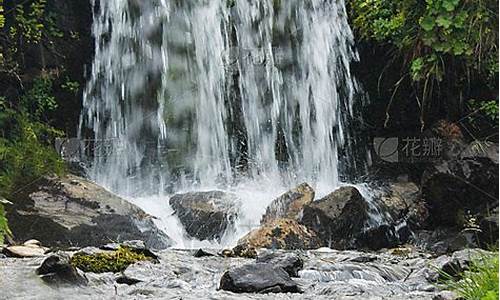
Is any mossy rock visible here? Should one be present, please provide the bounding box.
[70,247,151,273]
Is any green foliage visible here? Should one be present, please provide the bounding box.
[70,247,151,273]
[20,75,57,120]
[61,77,80,95]
[0,83,65,196]
[468,100,499,122]
[350,0,498,126]
[443,252,499,300]
[0,1,5,29]
[0,202,10,244]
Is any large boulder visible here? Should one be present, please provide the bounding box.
[235,218,321,253]
[300,186,370,249]
[6,175,171,249]
[219,263,300,293]
[169,191,241,241]
[421,157,498,227]
[261,183,314,224]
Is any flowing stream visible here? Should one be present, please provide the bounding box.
[79,0,375,248]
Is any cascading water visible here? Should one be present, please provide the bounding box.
[80,0,376,247]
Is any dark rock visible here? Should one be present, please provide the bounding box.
[300,186,370,249]
[478,206,499,247]
[116,275,141,285]
[6,175,172,250]
[219,263,300,293]
[256,252,304,277]
[355,224,401,250]
[421,158,498,227]
[411,229,480,255]
[426,249,488,282]
[37,253,88,285]
[261,183,314,224]
[169,191,241,241]
[193,249,216,258]
[380,182,419,220]
[236,218,321,252]
[460,142,499,163]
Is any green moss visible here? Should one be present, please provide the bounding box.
[70,247,150,273]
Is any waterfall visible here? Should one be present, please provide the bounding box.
[80,0,368,247]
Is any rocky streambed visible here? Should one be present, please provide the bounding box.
[1,242,486,300]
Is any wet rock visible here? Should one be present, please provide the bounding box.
[236,218,321,252]
[37,253,88,285]
[5,175,172,249]
[219,263,300,293]
[300,186,369,249]
[433,290,460,300]
[193,249,215,258]
[261,183,314,224]
[421,157,498,227]
[412,228,480,255]
[169,191,241,241]
[355,224,402,250]
[3,240,48,258]
[256,252,303,277]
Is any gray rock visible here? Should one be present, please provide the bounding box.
[261,183,314,224]
[37,253,88,285]
[300,186,369,249]
[6,175,171,250]
[3,244,47,258]
[256,252,304,277]
[219,263,300,293]
[169,191,241,241]
[433,290,460,300]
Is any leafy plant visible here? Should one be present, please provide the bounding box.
[0,202,11,245]
[61,77,80,95]
[443,252,499,300]
[350,0,498,129]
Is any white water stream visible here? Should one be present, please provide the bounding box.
[79,0,378,248]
